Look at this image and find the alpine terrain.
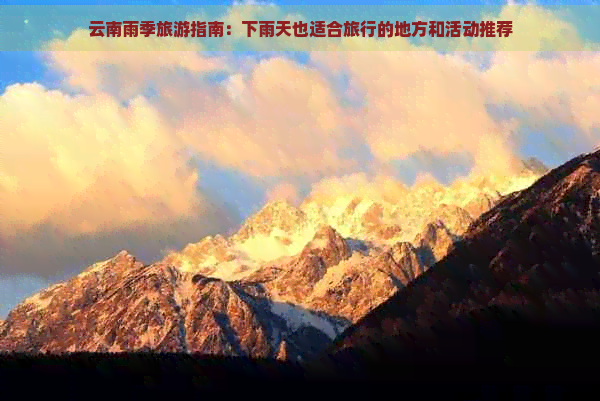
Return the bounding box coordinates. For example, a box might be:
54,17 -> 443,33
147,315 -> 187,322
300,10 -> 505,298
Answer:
0,159 -> 545,359
308,149 -> 600,379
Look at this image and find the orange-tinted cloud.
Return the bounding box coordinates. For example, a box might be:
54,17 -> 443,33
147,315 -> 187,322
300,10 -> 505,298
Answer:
0,83 -> 231,238
312,51 -> 520,175
482,52 -> 600,135
265,182 -> 301,205
45,28 -> 224,99
305,173 -> 408,205
174,56 -> 355,177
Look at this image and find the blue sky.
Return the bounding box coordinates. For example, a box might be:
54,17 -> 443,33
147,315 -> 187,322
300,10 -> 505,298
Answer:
1,0 -> 600,317
2,0 -> 596,4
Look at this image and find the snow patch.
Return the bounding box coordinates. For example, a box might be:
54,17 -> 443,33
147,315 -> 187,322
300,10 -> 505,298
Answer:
500,175 -> 539,195
270,301 -> 340,339
198,255 -> 219,268
22,283 -> 64,310
234,226 -> 316,262
307,237 -> 329,250
174,275 -> 196,306
206,260 -> 259,281
310,254 -> 365,299
354,199 -> 375,216
80,260 -> 110,277
326,196 -> 356,220
178,259 -> 195,273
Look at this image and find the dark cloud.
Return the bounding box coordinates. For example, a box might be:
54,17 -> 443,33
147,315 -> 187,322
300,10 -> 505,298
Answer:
0,203 -> 241,280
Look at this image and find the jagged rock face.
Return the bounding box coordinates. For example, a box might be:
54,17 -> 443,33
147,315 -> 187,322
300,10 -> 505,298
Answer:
0,211 -> 469,356
1,160 -> 542,357
325,150 -> 600,355
307,266 -> 397,323
163,235 -> 233,268
0,251 -> 156,353
181,275 -> 273,357
414,221 -> 456,266
361,203 -> 387,235
265,226 -> 351,303
359,203 -> 403,240
464,194 -> 497,219
520,156 -> 549,176
372,224 -> 403,240
427,204 -> 474,235
343,198 -> 362,215
233,201 -> 306,242
233,226 -> 427,323
379,242 -> 427,285
301,225 -> 352,268
0,252 -> 343,360
304,242 -> 426,322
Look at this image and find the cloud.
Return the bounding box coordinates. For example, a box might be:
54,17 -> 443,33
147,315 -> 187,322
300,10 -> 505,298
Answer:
305,173 -> 408,205
0,82 -> 240,279
5,1 -> 600,317
486,4 -> 584,51
21,3 -> 599,229
174,56 -> 356,177
44,28 -> 225,99
0,82 -> 235,239
307,4 -> 600,176
39,3 -> 597,186
312,51 -> 521,176
0,208 -> 239,279
265,182 -> 301,205
482,52 -> 600,135
40,27 -> 381,182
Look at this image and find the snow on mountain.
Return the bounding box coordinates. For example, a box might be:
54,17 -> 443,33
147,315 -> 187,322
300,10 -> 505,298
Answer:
161,164 -> 542,284
148,165 -> 547,333
269,302 -> 345,340
0,251 -> 348,359
0,161 -> 548,358
321,153 -> 600,368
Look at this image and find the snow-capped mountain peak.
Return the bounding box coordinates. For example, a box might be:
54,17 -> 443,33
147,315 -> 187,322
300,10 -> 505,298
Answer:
0,164 -> 550,360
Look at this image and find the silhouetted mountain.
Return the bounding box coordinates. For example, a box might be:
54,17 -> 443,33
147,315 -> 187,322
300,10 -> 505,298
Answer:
1,152 -> 597,394
308,149 -> 600,380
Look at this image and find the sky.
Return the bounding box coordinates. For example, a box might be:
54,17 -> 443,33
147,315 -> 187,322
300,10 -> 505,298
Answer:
2,0 -> 600,317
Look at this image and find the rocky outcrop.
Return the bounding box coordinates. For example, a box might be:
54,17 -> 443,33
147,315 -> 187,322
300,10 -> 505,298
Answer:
414,220 -> 456,267
306,265 -> 398,323
275,340 -> 288,360
233,201 -> 307,242
263,226 -> 351,304
0,252 -> 345,360
0,161 -> 538,357
304,241 -> 426,322
163,235 -> 233,269
464,194 -> 497,219
426,204 -> 474,235
520,156 -> 549,176
301,225 -> 352,268
378,242 -> 427,285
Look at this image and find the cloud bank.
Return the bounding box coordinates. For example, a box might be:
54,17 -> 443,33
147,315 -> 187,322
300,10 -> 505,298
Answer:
1,3 -> 600,286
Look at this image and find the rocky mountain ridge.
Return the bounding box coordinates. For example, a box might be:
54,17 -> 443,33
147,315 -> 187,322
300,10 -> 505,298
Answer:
0,159 -> 546,358
316,149 -> 600,368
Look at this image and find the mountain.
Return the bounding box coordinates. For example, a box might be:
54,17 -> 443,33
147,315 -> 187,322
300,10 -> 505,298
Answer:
0,250 -> 352,359
310,150 -> 600,376
232,200 -> 308,243
520,156 -> 549,175
0,163 -> 545,357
